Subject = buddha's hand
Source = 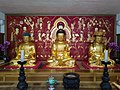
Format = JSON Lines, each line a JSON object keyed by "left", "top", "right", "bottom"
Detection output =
{"left": 52, "top": 56, "right": 56, "bottom": 60}
{"left": 48, "top": 56, "right": 56, "bottom": 63}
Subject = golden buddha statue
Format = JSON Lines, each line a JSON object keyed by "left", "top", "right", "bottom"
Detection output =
{"left": 10, "top": 32, "right": 36, "bottom": 66}
{"left": 89, "top": 28, "right": 114, "bottom": 67}
{"left": 47, "top": 29, "right": 75, "bottom": 68}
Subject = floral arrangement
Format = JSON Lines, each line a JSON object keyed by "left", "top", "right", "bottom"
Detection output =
{"left": 108, "top": 42, "right": 120, "bottom": 62}
{"left": 108, "top": 42, "right": 120, "bottom": 51}
{"left": 0, "top": 41, "right": 10, "bottom": 54}
{"left": 0, "top": 41, "right": 10, "bottom": 62}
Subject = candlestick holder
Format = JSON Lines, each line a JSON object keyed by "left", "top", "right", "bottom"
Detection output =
{"left": 100, "top": 61, "right": 112, "bottom": 90}
{"left": 17, "top": 61, "right": 28, "bottom": 90}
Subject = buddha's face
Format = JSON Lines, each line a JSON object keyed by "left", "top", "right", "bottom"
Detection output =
{"left": 95, "top": 36, "right": 103, "bottom": 43}
{"left": 23, "top": 36, "right": 30, "bottom": 43}
{"left": 57, "top": 33, "right": 65, "bottom": 42}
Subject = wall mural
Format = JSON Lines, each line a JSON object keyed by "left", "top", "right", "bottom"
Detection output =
{"left": 6, "top": 15, "right": 115, "bottom": 62}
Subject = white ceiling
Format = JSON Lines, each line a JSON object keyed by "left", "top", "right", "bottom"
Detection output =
{"left": 0, "top": 0, "right": 120, "bottom": 15}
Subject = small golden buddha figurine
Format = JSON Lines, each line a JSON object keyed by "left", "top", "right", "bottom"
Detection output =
{"left": 10, "top": 32, "right": 36, "bottom": 66}
{"left": 89, "top": 28, "right": 114, "bottom": 67}
{"left": 47, "top": 29, "right": 75, "bottom": 68}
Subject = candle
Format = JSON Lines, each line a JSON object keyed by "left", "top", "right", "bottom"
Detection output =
{"left": 104, "top": 50, "right": 108, "bottom": 62}
{"left": 20, "top": 50, "right": 24, "bottom": 62}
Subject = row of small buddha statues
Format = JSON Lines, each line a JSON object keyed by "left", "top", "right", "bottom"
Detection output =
{"left": 10, "top": 28, "right": 115, "bottom": 68}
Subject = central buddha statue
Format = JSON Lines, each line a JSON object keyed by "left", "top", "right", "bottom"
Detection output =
{"left": 47, "top": 29, "right": 75, "bottom": 68}
{"left": 89, "top": 28, "right": 114, "bottom": 67}
{"left": 10, "top": 32, "right": 36, "bottom": 66}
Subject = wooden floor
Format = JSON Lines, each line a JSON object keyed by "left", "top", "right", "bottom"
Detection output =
{"left": 0, "top": 61, "right": 120, "bottom": 90}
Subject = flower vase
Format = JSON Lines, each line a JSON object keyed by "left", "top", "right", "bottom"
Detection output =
{"left": 0, "top": 50, "right": 10, "bottom": 63}
{"left": 2, "top": 55, "right": 10, "bottom": 63}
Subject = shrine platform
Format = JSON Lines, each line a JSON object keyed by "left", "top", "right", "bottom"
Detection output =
{"left": 0, "top": 61, "right": 120, "bottom": 89}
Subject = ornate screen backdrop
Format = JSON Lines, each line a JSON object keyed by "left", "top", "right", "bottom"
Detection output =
{"left": 6, "top": 15, "right": 115, "bottom": 62}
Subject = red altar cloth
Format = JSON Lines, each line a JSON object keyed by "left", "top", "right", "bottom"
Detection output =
{"left": 82, "top": 61, "right": 120, "bottom": 70}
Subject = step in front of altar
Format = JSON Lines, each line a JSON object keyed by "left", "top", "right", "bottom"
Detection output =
{"left": 0, "top": 81, "right": 118, "bottom": 90}
{"left": 0, "top": 70, "right": 119, "bottom": 83}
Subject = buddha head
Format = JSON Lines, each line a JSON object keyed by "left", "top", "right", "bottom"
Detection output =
{"left": 22, "top": 32, "right": 31, "bottom": 43}
{"left": 56, "top": 29, "right": 66, "bottom": 42}
{"left": 95, "top": 35, "right": 103, "bottom": 43}
{"left": 94, "top": 28, "right": 106, "bottom": 43}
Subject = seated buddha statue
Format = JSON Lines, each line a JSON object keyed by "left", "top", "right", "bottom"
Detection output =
{"left": 89, "top": 28, "right": 114, "bottom": 67}
{"left": 47, "top": 29, "right": 75, "bottom": 68}
{"left": 10, "top": 32, "right": 36, "bottom": 66}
